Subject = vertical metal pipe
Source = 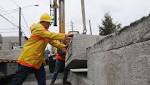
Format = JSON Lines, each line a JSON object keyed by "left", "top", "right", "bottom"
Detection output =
{"left": 50, "top": 0, "right": 52, "bottom": 16}
{"left": 89, "top": 20, "right": 92, "bottom": 35}
{"left": 71, "top": 21, "right": 74, "bottom": 31}
{"left": 53, "top": 0, "right": 57, "bottom": 26}
{"left": 59, "top": 0, "right": 65, "bottom": 33}
{"left": 19, "top": 7, "right": 22, "bottom": 46}
{"left": 81, "top": 0, "right": 87, "bottom": 34}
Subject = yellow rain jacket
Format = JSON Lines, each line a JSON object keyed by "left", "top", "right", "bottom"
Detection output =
{"left": 18, "top": 23, "right": 66, "bottom": 69}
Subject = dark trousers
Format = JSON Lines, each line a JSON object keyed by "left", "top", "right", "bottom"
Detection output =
{"left": 51, "top": 60, "right": 65, "bottom": 83}
{"left": 63, "top": 67, "right": 70, "bottom": 82}
{"left": 10, "top": 64, "right": 46, "bottom": 85}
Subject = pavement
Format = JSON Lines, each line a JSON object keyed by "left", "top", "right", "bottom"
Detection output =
{"left": 22, "top": 66, "right": 64, "bottom": 85}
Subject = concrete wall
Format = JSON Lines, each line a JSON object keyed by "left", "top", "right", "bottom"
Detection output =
{"left": 87, "top": 14, "right": 150, "bottom": 85}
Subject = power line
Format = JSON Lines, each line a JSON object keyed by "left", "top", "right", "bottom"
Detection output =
{"left": 0, "top": 6, "right": 18, "bottom": 22}
{"left": 0, "top": 31, "right": 18, "bottom": 33}
{"left": 0, "top": 14, "right": 18, "bottom": 28}
{"left": 0, "top": 28, "right": 18, "bottom": 30}
{"left": 21, "top": 12, "right": 29, "bottom": 28}
{"left": 21, "top": 26, "right": 29, "bottom": 36}
{"left": 1, "top": 9, "right": 18, "bottom": 15}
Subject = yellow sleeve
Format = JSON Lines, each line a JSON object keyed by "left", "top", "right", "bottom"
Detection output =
{"left": 49, "top": 40, "right": 66, "bottom": 49}
{"left": 31, "top": 24, "right": 66, "bottom": 40}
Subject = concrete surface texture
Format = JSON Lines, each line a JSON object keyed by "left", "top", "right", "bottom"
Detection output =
{"left": 69, "top": 72, "right": 94, "bottom": 85}
{"left": 90, "top": 14, "right": 150, "bottom": 53}
{"left": 65, "top": 34, "right": 102, "bottom": 67}
{"left": 87, "top": 14, "right": 150, "bottom": 85}
{"left": 0, "top": 50, "right": 21, "bottom": 61}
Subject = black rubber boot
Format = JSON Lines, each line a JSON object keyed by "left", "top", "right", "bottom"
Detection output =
{"left": 50, "top": 80, "right": 55, "bottom": 85}
{"left": 63, "top": 81, "right": 71, "bottom": 85}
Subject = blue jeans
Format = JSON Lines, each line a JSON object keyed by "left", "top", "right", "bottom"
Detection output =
{"left": 51, "top": 60, "right": 65, "bottom": 83}
{"left": 10, "top": 64, "right": 46, "bottom": 85}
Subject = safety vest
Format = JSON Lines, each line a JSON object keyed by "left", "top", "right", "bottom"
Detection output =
{"left": 56, "top": 48, "right": 67, "bottom": 61}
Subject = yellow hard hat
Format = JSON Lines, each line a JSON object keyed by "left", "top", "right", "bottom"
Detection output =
{"left": 40, "top": 13, "right": 53, "bottom": 23}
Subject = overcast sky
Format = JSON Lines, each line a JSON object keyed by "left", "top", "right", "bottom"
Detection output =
{"left": 0, "top": 0, "right": 150, "bottom": 37}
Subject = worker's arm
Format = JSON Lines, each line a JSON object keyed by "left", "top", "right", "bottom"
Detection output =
{"left": 49, "top": 40, "right": 66, "bottom": 49}
{"left": 34, "top": 29, "right": 65, "bottom": 40}
{"left": 31, "top": 24, "right": 66, "bottom": 40}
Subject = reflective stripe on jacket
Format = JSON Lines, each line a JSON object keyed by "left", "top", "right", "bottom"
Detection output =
{"left": 18, "top": 23, "right": 66, "bottom": 69}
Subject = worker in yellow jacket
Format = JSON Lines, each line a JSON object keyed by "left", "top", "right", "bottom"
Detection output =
{"left": 10, "top": 13, "right": 73, "bottom": 85}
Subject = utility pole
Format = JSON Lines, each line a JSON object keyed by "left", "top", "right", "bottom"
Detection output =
{"left": 18, "top": 5, "right": 38, "bottom": 46}
{"left": 70, "top": 21, "right": 74, "bottom": 31}
{"left": 50, "top": 0, "right": 52, "bottom": 16}
{"left": 19, "top": 7, "right": 22, "bottom": 46}
{"left": 53, "top": 0, "right": 58, "bottom": 26}
{"left": 89, "top": 20, "right": 92, "bottom": 35}
{"left": 81, "top": 0, "right": 87, "bottom": 34}
{"left": 59, "top": 0, "right": 65, "bottom": 33}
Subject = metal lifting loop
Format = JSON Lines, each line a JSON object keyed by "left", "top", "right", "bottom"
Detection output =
{"left": 83, "top": 28, "right": 87, "bottom": 34}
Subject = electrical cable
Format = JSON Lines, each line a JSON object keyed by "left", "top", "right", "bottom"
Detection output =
{"left": 21, "top": 12, "right": 29, "bottom": 28}
{"left": 1, "top": 9, "right": 18, "bottom": 15}
{"left": 0, "top": 28, "right": 18, "bottom": 30}
{"left": 0, "top": 14, "right": 18, "bottom": 28}
{"left": 0, "top": 31, "right": 18, "bottom": 33}
{"left": 0, "top": 6, "right": 18, "bottom": 24}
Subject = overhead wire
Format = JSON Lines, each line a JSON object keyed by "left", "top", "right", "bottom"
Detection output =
{"left": 0, "top": 0, "right": 37, "bottom": 36}
{"left": 21, "top": 12, "right": 29, "bottom": 28}
{"left": 0, "top": 6, "right": 18, "bottom": 28}
{"left": 0, "top": 5, "right": 27, "bottom": 36}
{"left": 0, "top": 14, "right": 18, "bottom": 28}
{"left": 6, "top": 0, "right": 30, "bottom": 37}
{"left": 0, "top": 30, "right": 18, "bottom": 33}
{"left": 0, "top": 28, "right": 18, "bottom": 30}
{"left": 1, "top": 8, "right": 18, "bottom": 15}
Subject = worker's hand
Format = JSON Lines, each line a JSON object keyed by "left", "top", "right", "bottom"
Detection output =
{"left": 65, "top": 44, "right": 69, "bottom": 48}
{"left": 66, "top": 33, "right": 74, "bottom": 37}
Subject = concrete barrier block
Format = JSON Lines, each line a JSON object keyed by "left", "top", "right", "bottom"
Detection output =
{"left": 0, "top": 50, "right": 21, "bottom": 61}
{"left": 87, "top": 40, "right": 150, "bottom": 85}
{"left": 91, "top": 15, "right": 150, "bottom": 52}
{"left": 70, "top": 71, "right": 94, "bottom": 85}
{"left": 66, "top": 34, "right": 102, "bottom": 68}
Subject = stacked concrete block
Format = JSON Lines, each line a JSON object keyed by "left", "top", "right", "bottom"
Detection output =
{"left": 88, "top": 40, "right": 150, "bottom": 85}
{"left": 0, "top": 50, "right": 21, "bottom": 61}
{"left": 87, "top": 14, "right": 150, "bottom": 85}
{"left": 91, "top": 14, "right": 150, "bottom": 52}
{"left": 70, "top": 72, "right": 94, "bottom": 85}
{"left": 0, "top": 50, "right": 20, "bottom": 76}
{"left": 65, "top": 34, "right": 102, "bottom": 68}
